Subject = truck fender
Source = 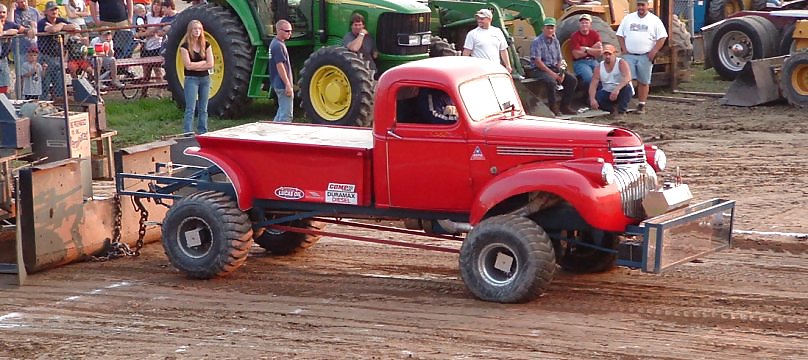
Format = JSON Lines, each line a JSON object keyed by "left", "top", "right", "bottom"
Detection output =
{"left": 469, "top": 162, "right": 629, "bottom": 232}
{"left": 184, "top": 146, "right": 254, "bottom": 211}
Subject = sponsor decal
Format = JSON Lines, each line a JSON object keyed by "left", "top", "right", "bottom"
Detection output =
{"left": 327, "top": 183, "right": 356, "bottom": 192}
{"left": 325, "top": 190, "right": 358, "bottom": 205}
{"left": 307, "top": 191, "right": 322, "bottom": 198}
{"left": 274, "top": 186, "right": 304, "bottom": 200}
{"left": 470, "top": 146, "right": 485, "bottom": 161}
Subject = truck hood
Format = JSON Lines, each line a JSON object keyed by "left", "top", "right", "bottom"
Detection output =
{"left": 482, "top": 116, "right": 643, "bottom": 148}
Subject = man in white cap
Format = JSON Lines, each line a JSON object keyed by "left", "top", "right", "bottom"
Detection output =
{"left": 616, "top": 0, "right": 667, "bottom": 114}
{"left": 461, "top": 8, "right": 511, "bottom": 73}
{"left": 570, "top": 14, "right": 602, "bottom": 91}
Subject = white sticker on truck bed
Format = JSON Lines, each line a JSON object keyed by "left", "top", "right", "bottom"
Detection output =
{"left": 327, "top": 183, "right": 356, "bottom": 192}
{"left": 325, "top": 190, "right": 358, "bottom": 205}
{"left": 275, "top": 187, "right": 305, "bottom": 200}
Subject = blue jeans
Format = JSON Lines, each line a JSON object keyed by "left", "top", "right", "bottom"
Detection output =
{"left": 595, "top": 84, "right": 633, "bottom": 113}
{"left": 183, "top": 75, "right": 210, "bottom": 134}
{"left": 41, "top": 54, "right": 64, "bottom": 100}
{"left": 274, "top": 88, "right": 293, "bottom": 122}
{"left": 573, "top": 58, "right": 598, "bottom": 90}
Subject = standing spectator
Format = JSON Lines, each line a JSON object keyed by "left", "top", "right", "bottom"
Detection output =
{"left": 66, "top": 0, "right": 90, "bottom": 30}
{"left": 569, "top": 14, "right": 602, "bottom": 91}
{"left": 527, "top": 17, "right": 577, "bottom": 116}
{"left": 179, "top": 19, "right": 213, "bottom": 134}
{"left": 342, "top": 13, "right": 378, "bottom": 76}
{"left": 12, "top": 0, "right": 39, "bottom": 57}
{"left": 38, "top": 1, "right": 80, "bottom": 100}
{"left": 461, "top": 8, "right": 511, "bottom": 73}
{"left": 90, "top": 0, "right": 134, "bottom": 58}
{"left": 157, "top": 0, "right": 176, "bottom": 54}
{"left": 0, "top": 4, "right": 22, "bottom": 95}
{"left": 269, "top": 19, "right": 293, "bottom": 122}
{"left": 616, "top": 0, "right": 667, "bottom": 114}
{"left": 588, "top": 43, "right": 633, "bottom": 116}
{"left": 90, "top": 30, "right": 125, "bottom": 88}
{"left": 138, "top": 0, "right": 163, "bottom": 97}
{"left": 21, "top": 47, "right": 44, "bottom": 100}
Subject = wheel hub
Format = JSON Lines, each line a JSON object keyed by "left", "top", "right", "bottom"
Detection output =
{"left": 478, "top": 243, "right": 518, "bottom": 286}
{"left": 310, "top": 65, "right": 352, "bottom": 120}
{"left": 177, "top": 216, "right": 213, "bottom": 259}
{"left": 730, "top": 43, "right": 746, "bottom": 57}
{"left": 718, "top": 30, "right": 753, "bottom": 72}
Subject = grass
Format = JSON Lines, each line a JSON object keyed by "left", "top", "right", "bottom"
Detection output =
{"left": 669, "top": 65, "right": 732, "bottom": 94}
{"left": 105, "top": 97, "right": 286, "bottom": 148}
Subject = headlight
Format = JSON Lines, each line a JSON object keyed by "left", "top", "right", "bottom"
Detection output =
{"left": 421, "top": 34, "right": 431, "bottom": 45}
{"left": 601, "top": 162, "right": 616, "bottom": 185}
{"left": 654, "top": 149, "right": 667, "bottom": 171}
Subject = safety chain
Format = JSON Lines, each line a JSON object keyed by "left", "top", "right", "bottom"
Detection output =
{"left": 132, "top": 196, "right": 150, "bottom": 256}
{"left": 90, "top": 194, "right": 149, "bottom": 261}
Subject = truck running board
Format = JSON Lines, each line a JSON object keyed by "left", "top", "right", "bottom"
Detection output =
{"left": 619, "top": 198, "right": 736, "bottom": 273}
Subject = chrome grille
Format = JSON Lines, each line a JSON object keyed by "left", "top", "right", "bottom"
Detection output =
{"left": 614, "top": 166, "right": 658, "bottom": 219}
{"left": 611, "top": 146, "right": 646, "bottom": 167}
{"left": 496, "top": 146, "right": 573, "bottom": 157}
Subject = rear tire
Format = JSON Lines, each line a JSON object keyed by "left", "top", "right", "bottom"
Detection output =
{"left": 254, "top": 219, "right": 326, "bottom": 255}
{"left": 161, "top": 191, "right": 253, "bottom": 279}
{"left": 459, "top": 215, "right": 556, "bottom": 303}
{"left": 709, "top": 16, "right": 776, "bottom": 80}
{"left": 299, "top": 46, "right": 374, "bottom": 127}
{"left": 781, "top": 51, "right": 808, "bottom": 108}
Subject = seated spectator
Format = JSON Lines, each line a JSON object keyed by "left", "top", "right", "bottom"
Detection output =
{"left": 416, "top": 88, "right": 458, "bottom": 124}
{"left": 66, "top": 34, "right": 93, "bottom": 79}
{"left": 90, "top": 30, "right": 125, "bottom": 88}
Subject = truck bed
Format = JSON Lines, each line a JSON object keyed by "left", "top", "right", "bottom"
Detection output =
{"left": 200, "top": 122, "right": 374, "bottom": 150}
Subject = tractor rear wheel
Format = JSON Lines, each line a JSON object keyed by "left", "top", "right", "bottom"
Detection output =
{"left": 556, "top": 15, "right": 620, "bottom": 66}
{"left": 164, "top": 3, "right": 254, "bottom": 118}
{"left": 781, "top": 51, "right": 808, "bottom": 108}
{"left": 299, "top": 46, "right": 374, "bottom": 127}
{"left": 429, "top": 37, "right": 459, "bottom": 57}
{"left": 254, "top": 219, "right": 326, "bottom": 255}
{"left": 459, "top": 215, "right": 556, "bottom": 303}
{"left": 161, "top": 191, "right": 253, "bottom": 279}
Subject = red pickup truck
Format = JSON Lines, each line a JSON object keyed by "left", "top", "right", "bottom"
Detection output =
{"left": 131, "top": 57, "right": 733, "bottom": 303}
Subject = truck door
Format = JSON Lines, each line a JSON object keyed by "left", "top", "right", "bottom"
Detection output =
{"left": 385, "top": 86, "right": 472, "bottom": 212}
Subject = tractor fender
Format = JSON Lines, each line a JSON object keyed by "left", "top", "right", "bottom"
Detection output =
{"left": 183, "top": 147, "right": 254, "bottom": 211}
{"left": 469, "top": 161, "right": 630, "bottom": 232}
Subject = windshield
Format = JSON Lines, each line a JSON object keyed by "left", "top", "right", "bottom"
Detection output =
{"left": 458, "top": 74, "right": 523, "bottom": 121}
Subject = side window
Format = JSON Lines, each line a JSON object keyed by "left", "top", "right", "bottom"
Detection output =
{"left": 395, "top": 86, "right": 458, "bottom": 125}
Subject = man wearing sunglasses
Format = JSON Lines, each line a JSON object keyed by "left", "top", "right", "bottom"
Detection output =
{"left": 269, "top": 19, "right": 294, "bottom": 122}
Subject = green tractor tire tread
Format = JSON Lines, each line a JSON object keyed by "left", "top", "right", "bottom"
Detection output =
{"left": 164, "top": 3, "right": 254, "bottom": 118}
{"left": 781, "top": 50, "right": 808, "bottom": 108}
{"left": 429, "top": 37, "right": 460, "bottom": 57}
{"left": 254, "top": 219, "right": 326, "bottom": 255}
{"left": 161, "top": 191, "right": 253, "bottom": 279}
{"left": 299, "top": 46, "right": 374, "bottom": 127}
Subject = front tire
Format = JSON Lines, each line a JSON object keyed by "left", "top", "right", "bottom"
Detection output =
{"left": 299, "top": 46, "right": 374, "bottom": 127}
{"left": 164, "top": 3, "right": 254, "bottom": 118}
{"left": 781, "top": 50, "right": 808, "bottom": 108}
{"left": 161, "top": 191, "right": 253, "bottom": 279}
{"left": 459, "top": 215, "right": 556, "bottom": 303}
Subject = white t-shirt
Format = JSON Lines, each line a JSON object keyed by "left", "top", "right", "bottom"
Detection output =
{"left": 463, "top": 26, "right": 508, "bottom": 63}
{"left": 616, "top": 12, "right": 667, "bottom": 55}
{"left": 67, "top": 0, "right": 87, "bottom": 27}
{"left": 144, "top": 14, "right": 164, "bottom": 51}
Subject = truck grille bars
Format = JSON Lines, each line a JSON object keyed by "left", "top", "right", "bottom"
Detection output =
{"left": 614, "top": 165, "right": 657, "bottom": 219}
{"left": 611, "top": 146, "right": 646, "bottom": 167}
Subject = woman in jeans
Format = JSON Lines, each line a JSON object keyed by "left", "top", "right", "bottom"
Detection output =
{"left": 179, "top": 19, "right": 213, "bottom": 134}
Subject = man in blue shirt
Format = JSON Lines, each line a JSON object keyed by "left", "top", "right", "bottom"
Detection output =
{"left": 38, "top": 1, "right": 79, "bottom": 100}
{"left": 527, "top": 17, "right": 577, "bottom": 116}
{"left": 269, "top": 19, "right": 294, "bottom": 122}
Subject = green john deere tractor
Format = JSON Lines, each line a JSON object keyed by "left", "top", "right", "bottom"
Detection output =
{"left": 164, "top": 0, "right": 457, "bottom": 126}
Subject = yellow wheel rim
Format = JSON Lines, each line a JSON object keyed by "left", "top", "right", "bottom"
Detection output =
{"left": 176, "top": 32, "right": 224, "bottom": 98}
{"left": 309, "top": 65, "right": 352, "bottom": 121}
{"left": 792, "top": 63, "right": 808, "bottom": 96}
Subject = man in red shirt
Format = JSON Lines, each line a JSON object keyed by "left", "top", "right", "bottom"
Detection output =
{"left": 569, "top": 14, "right": 602, "bottom": 90}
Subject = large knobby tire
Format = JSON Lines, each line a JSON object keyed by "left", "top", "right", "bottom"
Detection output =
{"left": 779, "top": 22, "right": 798, "bottom": 56}
{"left": 164, "top": 3, "right": 254, "bottom": 118}
{"left": 299, "top": 46, "right": 374, "bottom": 127}
{"left": 429, "top": 37, "right": 460, "bottom": 57}
{"left": 781, "top": 51, "right": 808, "bottom": 108}
{"left": 556, "top": 15, "right": 621, "bottom": 66}
{"left": 709, "top": 16, "right": 776, "bottom": 80}
{"left": 708, "top": 0, "right": 744, "bottom": 24}
{"left": 161, "top": 191, "right": 253, "bottom": 279}
{"left": 459, "top": 215, "right": 556, "bottom": 303}
{"left": 557, "top": 232, "right": 619, "bottom": 274}
{"left": 254, "top": 219, "right": 326, "bottom": 255}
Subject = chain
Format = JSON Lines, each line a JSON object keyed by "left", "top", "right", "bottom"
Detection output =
{"left": 91, "top": 194, "right": 134, "bottom": 261}
{"left": 132, "top": 196, "right": 149, "bottom": 256}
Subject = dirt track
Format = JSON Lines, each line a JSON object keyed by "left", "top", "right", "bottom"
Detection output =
{"left": 1, "top": 99, "right": 807, "bottom": 359}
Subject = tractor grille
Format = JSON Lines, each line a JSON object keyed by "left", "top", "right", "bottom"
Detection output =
{"left": 614, "top": 165, "right": 658, "bottom": 219}
{"left": 377, "top": 12, "right": 430, "bottom": 55}
{"left": 611, "top": 146, "right": 646, "bottom": 167}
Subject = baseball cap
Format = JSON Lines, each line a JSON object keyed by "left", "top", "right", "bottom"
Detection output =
{"left": 637, "top": 0, "right": 649, "bottom": 4}
{"left": 579, "top": 14, "right": 592, "bottom": 22}
{"left": 102, "top": 30, "right": 113, "bottom": 35}
{"left": 475, "top": 9, "right": 493, "bottom": 19}
{"left": 44, "top": 1, "right": 58, "bottom": 11}
{"left": 544, "top": 17, "right": 556, "bottom": 26}
{"left": 27, "top": 46, "right": 38, "bottom": 53}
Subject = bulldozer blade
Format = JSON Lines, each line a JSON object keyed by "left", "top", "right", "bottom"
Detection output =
{"left": 514, "top": 79, "right": 556, "bottom": 118}
{"left": 720, "top": 56, "right": 788, "bottom": 107}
